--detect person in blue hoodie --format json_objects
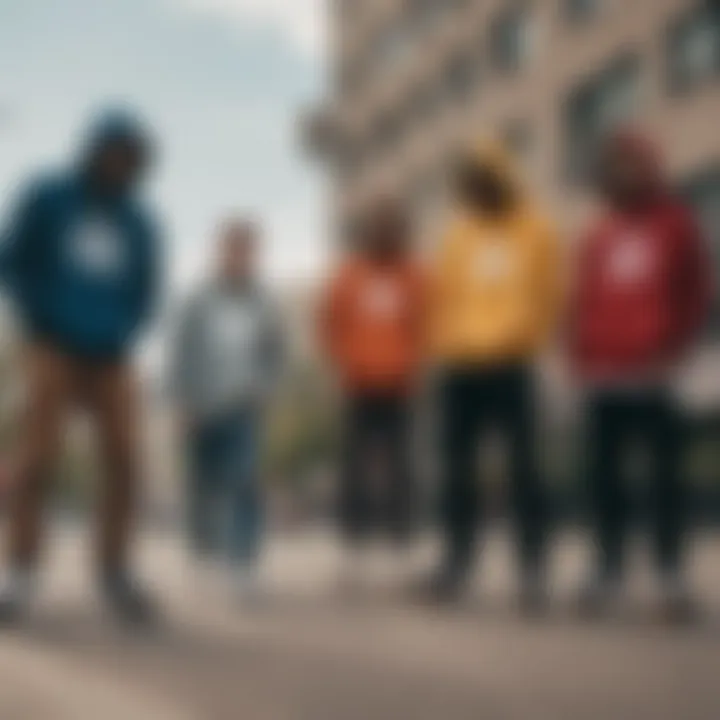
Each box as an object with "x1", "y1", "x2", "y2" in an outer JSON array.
[{"x1": 0, "y1": 109, "x2": 161, "y2": 625}]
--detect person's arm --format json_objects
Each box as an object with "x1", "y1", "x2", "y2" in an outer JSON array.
[
  {"x1": 318, "y1": 268, "x2": 347, "y2": 368},
  {"x1": 133, "y1": 212, "x2": 163, "y2": 334},
  {"x1": 0, "y1": 181, "x2": 45, "y2": 309},
  {"x1": 673, "y1": 209, "x2": 713, "y2": 353}
]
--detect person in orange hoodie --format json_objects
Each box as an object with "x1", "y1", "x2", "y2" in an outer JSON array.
[
  {"x1": 428, "y1": 140, "x2": 562, "y2": 607},
  {"x1": 320, "y1": 197, "x2": 425, "y2": 577}
]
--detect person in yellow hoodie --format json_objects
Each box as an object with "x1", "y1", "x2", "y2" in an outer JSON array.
[{"x1": 428, "y1": 140, "x2": 562, "y2": 607}]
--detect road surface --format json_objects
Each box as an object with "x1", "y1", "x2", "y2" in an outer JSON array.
[{"x1": 0, "y1": 527, "x2": 718, "y2": 719}]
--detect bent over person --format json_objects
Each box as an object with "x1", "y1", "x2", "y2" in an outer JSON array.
[{"x1": 0, "y1": 110, "x2": 161, "y2": 625}]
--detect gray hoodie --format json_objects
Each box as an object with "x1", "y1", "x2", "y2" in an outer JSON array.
[{"x1": 171, "y1": 281, "x2": 284, "y2": 419}]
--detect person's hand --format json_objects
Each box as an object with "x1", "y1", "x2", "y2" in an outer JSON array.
[{"x1": 0, "y1": 458, "x2": 14, "y2": 511}]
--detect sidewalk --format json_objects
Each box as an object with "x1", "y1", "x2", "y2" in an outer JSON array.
[{"x1": 0, "y1": 527, "x2": 718, "y2": 719}]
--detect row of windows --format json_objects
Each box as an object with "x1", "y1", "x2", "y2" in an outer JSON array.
[
  {"x1": 336, "y1": 3, "x2": 720, "y2": 183},
  {"x1": 339, "y1": 0, "x2": 611, "y2": 98},
  {"x1": 340, "y1": 1, "x2": 718, "y2": 100}
]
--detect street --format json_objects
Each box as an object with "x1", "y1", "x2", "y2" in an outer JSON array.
[{"x1": 0, "y1": 527, "x2": 719, "y2": 719}]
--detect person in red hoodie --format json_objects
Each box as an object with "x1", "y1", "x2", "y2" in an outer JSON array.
[
  {"x1": 571, "y1": 129, "x2": 712, "y2": 619},
  {"x1": 320, "y1": 197, "x2": 425, "y2": 584}
]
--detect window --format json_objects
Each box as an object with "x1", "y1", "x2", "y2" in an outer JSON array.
[
  {"x1": 337, "y1": 60, "x2": 364, "y2": 98},
  {"x1": 335, "y1": 140, "x2": 360, "y2": 181},
  {"x1": 372, "y1": 110, "x2": 403, "y2": 156},
  {"x1": 489, "y1": 3, "x2": 536, "y2": 74},
  {"x1": 444, "y1": 50, "x2": 480, "y2": 104},
  {"x1": 667, "y1": 3, "x2": 720, "y2": 93},
  {"x1": 340, "y1": 213, "x2": 363, "y2": 248},
  {"x1": 409, "y1": 81, "x2": 441, "y2": 123},
  {"x1": 565, "y1": 0, "x2": 603, "y2": 24},
  {"x1": 564, "y1": 54, "x2": 641, "y2": 181},
  {"x1": 373, "y1": 24, "x2": 411, "y2": 70},
  {"x1": 410, "y1": 0, "x2": 446, "y2": 32},
  {"x1": 503, "y1": 120, "x2": 533, "y2": 159}
]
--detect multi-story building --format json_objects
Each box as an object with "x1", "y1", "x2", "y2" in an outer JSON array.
[
  {"x1": 307, "y1": 0, "x2": 720, "y2": 412},
  {"x1": 309, "y1": 0, "x2": 720, "y2": 249}
]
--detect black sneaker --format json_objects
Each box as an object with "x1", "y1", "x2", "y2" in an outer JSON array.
[
  {"x1": 0, "y1": 571, "x2": 34, "y2": 627},
  {"x1": 102, "y1": 571, "x2": 159, "y2": 628},
  {"x1": 576, "y1": 574, "x2": 622, "y2": 619},
  {"x1": 659, "y1": 578, "x2": 700, "y2": 626},
  {"x1": 0, "y1": 591, "x2": 25, "y2": 626},
  {"x1": 519, "y1": 572, "x2": 549, "y2": 618},
  {"x1": 423, "y1": 562, "x2": 471, "y2": 605}
]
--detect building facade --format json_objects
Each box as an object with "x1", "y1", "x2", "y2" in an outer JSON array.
[
  {"x1": 306, "y1": 0, "x2": 720, "y2": 410},
  {"x1": 310, "y1": 0, "x2": 720, "y2": 250}
]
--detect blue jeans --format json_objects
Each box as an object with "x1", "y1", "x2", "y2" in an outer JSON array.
[{"x1": 187, "y1": 409, "x2": 263, "y2": 566}]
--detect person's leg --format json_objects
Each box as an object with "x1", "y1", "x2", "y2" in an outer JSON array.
[
  {"x1": 581, "y1": 394, "x2": 628, "y2": 610},
  {"x1": 336, "y1": 395, "x2": 378, "y2": 591},
  {"x1": 437, "y1": 370, "x2": 481, "y2": 595},
  {"x1": 339, "y1": 396, "x2": 373, "y2": 548},
  {"x1": 225, "y1": 411, "x2": 264, "y2": 574},
  {"x1": 86, "y1": 359, "x2": 156, "y2": 624},
  {"x1": 645, "y1": 395, "x2": 691, "y2": 616},
  {"x1": 0, "y1": 345, "x2": 72, "y2": 620},
  {"x1": 187, "y1": 419, "x2": 224, "y2": 561},
  {"x1": 384, "y1": 396, "x2": 415, "y2": 547},
  {"x1": 500, "y1": 367, "x2": 546, "y2": 606}
]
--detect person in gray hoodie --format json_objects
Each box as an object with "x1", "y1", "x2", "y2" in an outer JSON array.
[{"x1": 172, "y1": 218, "x2": 283, "y2": 597}]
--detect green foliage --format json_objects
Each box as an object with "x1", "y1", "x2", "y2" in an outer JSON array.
[{"x1": 263, "y1": 360, "x2": 339, "y2": 487}]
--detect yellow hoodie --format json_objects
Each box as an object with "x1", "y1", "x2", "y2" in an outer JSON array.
[{"x1": 430, "y1": 141, "x2": 562, "y2": 365}]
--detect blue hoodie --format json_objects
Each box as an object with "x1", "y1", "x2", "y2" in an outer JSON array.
[{"x1": 0, "y1": 110, "x2": 161, "y2": 358}]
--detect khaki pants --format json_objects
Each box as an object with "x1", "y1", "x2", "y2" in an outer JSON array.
[{"x1": 6, "y1": 343, "x2": 141, "y2": 573}]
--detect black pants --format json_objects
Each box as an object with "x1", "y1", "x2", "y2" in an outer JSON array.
[
  {"x1": 439, "y1": 364, "x2": 544, "y2": 575},
  {"x1": 584, "y1": 390, "x2": 685, "y2": 579},
  {"x1": 340, "y1": 392, "x2": 414, "y2": 545}
]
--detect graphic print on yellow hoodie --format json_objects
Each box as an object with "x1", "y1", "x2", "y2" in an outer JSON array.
[{"x1": 430, "y1": 141, "x2": 562, "y2": 365}]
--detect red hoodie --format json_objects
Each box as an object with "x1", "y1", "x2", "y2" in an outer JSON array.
[{"x1": 572, "y1": 136, "x2": 712, "y2": 381}]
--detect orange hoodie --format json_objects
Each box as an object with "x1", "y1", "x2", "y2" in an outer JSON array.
[{"x1": 320, "y1": 255, "x2": 425, "y2": 394}]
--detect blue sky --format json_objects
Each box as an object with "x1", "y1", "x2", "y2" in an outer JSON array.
[{"x1": 0, "y1": 0, "x2": 327, "y2": 293}]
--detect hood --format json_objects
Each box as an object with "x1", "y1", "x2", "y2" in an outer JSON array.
[
  {"x1": 466, "y1": 139, "x2": 522, "y2": 187},
  {"x1": 78, "y1": 108, "x2": 155, "y2": 187},
  {"x1": 600, "y1": 127, "x2": 666, "y2": 204},
  {"x1": 456, "y1": 137, "x2": 528, "y2": 214}
]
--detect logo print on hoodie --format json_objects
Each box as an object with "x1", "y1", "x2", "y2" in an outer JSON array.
[
  {"x1": 606, "y1": 232, "x2": 654, "y2": 285},
  {"x1": 475, "y1": 242, "x2": 514, "y2": 282},
  {"x1": 360, "y1": 280, "x2": 404, "y2": 318},
  {"x1": 211, "y1": 303, "x2": 256, "y2": 356},
  {"x1": 69, "y1": 216, "x2": 127, "y2": 277}
]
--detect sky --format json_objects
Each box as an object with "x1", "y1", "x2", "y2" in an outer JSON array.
[{"x1": 0, "y1": 0, "x2": 328, "y2": 298}]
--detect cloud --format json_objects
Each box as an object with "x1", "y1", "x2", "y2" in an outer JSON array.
[{"x1": 168, "y1": 0, "x2": 325, "y2": 59}]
